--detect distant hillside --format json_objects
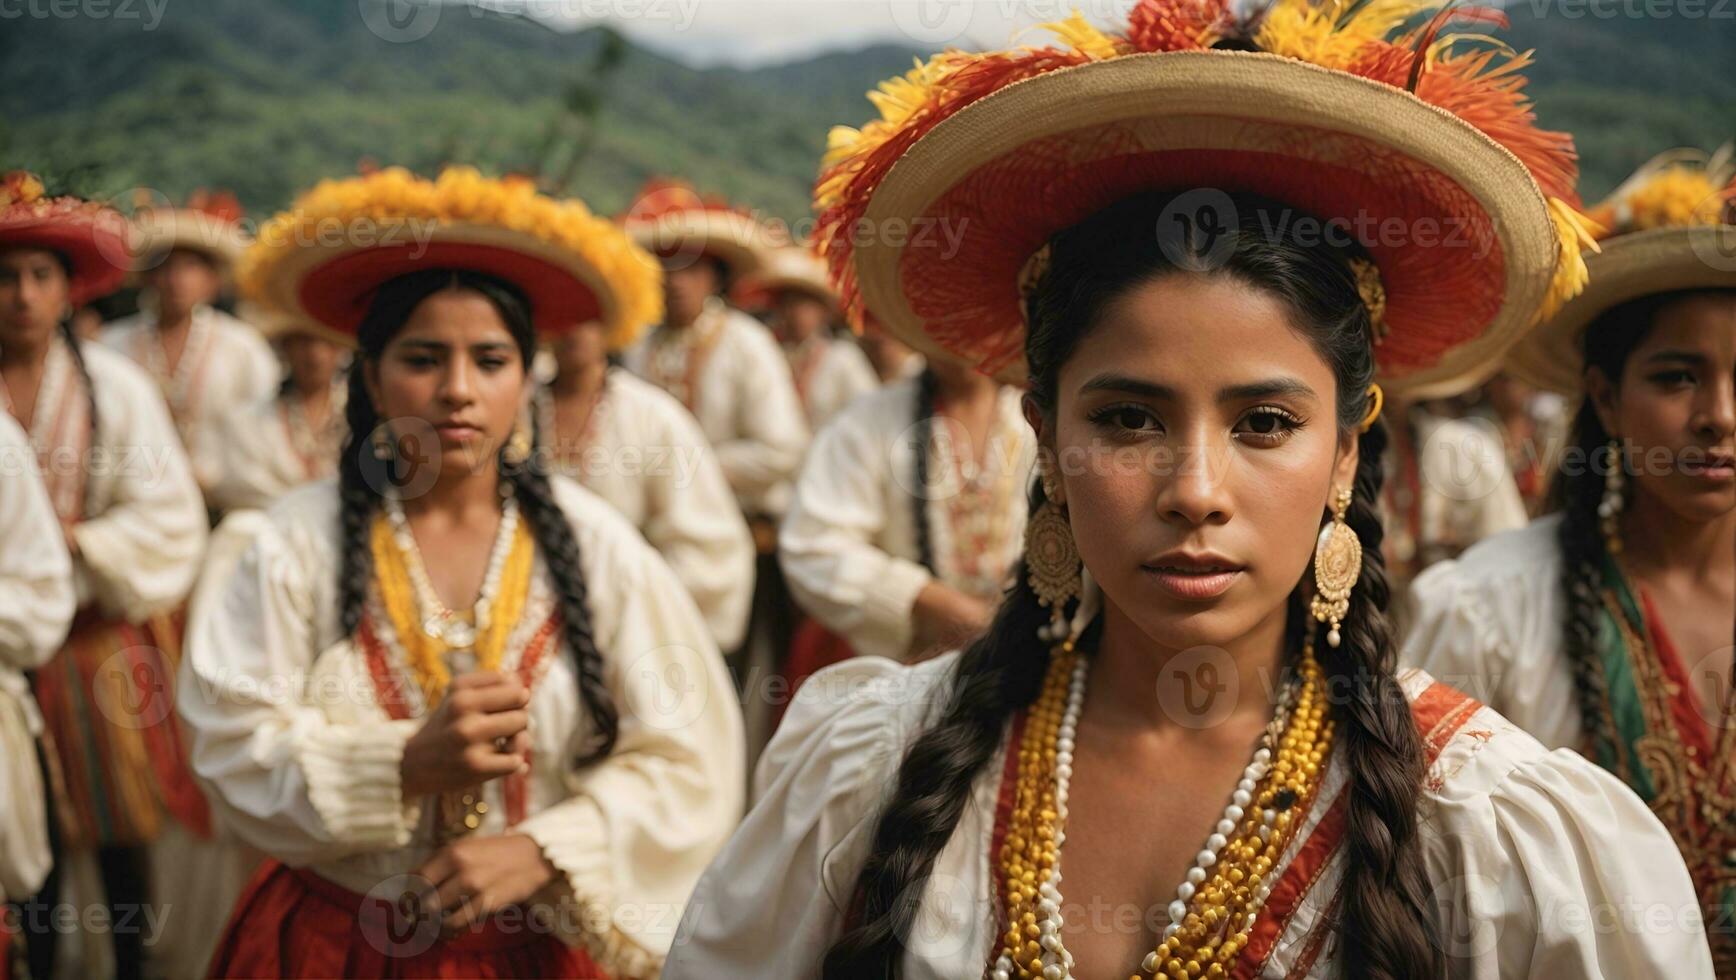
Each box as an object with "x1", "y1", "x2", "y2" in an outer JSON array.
[{"x1": 2, "y1": 0, "x2": 1731, "y2": 220}]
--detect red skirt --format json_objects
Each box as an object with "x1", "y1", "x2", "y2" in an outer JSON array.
[{"x1": 208, "y1": 860, "x2": 608, "y2": 979}]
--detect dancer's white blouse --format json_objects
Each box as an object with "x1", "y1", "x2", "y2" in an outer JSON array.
[
  {"x1": 0, "y1": 412, "x2": 75, "y2": 902},
  {"x1": 623, "y1": 308, "x2": 808, "y2": 516},
  {"x1": 206, "y1": 390, "x2": 345, "y2": 514},
  {"x1": 778, "y1": 379, "x2": 1034, "y2": 661},
  {"x1": 791, "y1": 337, "x2": 878, "y2": 431},
  {"x1": 179, "y1": 477, "x2": 746, "y2": 979},
  {"x1": 1400, "y1": 515, "x2": 1582, "y2": 749},
  {"x1": 665, "y1": 655, "x2": 1712, "y2": 979},
  {"x1": 540, "y1": 370, "x2": 755, "y2": 650},
  {"x1": 105, "y1": 305, "x2": 281, "y2": 493},
  {"x1": 4, "y1": 339, "x2": 208, "y2": 620}
]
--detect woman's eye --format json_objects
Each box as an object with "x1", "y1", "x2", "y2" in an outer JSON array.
[
  {"x1": 1650, "y1": 370, "x2": 1695, "y2": 389},
  {"x1": 1090, "y1": 404, "x2": 1161, "y2": 434},
  {"x1": 479, "y1": 358, "x2": 510, "y2": 371},
  {"x1": 1235, "y1": 408, "x2": 1302, "y2": 443}
]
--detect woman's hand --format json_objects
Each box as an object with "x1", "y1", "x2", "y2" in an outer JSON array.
[
  {"x1": 414, "y1": 832, "x2": 559, "y2": 932},
  {"x1": 399, "y1": 671, "x2": 530, "y2": 799},
  {"x1": 910, "y1": 582, "x2": 992, "y2": 660}
]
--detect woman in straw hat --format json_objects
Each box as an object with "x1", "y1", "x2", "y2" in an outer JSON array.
[
  {"x1": 1403, "y1": 145, "x2": 1736, "y2": 970},
  {"x1": 0, "y1": 172, "x2": 210, "y2": 980},
  {"x1": 619, "y1": 179, "x2": 809, "y2": 520},
  {"x1": 0, "y1": 410, "x2": 75, "y2": 980},
  {"x1": 742, "y1": 244, "x2": 879, "y2": 430},
  {"x1": 664, "y1": 3, "x2": 1711, "y2": 977},
  {"x1": 206, "y1": 310, "x2": 352, "y2": 513},
  {"x1": 533, "y1": 306, "x2": 755, "y2": 652},
  {"x1": 181, "y1": 166, "x2": 744, "y2": 978},
  {"x1": 104, "y1": 192, "x2": 281, "y2": 501}
]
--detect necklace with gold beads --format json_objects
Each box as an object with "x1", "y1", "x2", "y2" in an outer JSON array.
[{"x1": 991, "y1": 633, "x2": 1336, "y2": 980}]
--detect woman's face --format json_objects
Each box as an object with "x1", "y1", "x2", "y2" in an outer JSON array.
[
  {"x1": 1591, "y1": 292, "x2": 1736, "y2": 524},
  {"x1": 774, "y1": 291, "x2": 830, "y2": 344},
  {"x1": 1037, "y1": 273, "x2": 1357, "y2": 652},
  {"x1": 280, "y1": 333, "x2": 343, "y2": 392},
  {"x1": 550, "y1": 320, "x2": 609, "y2": 377},
  {"x1": 0, "y1": 247, "x2": 71, "y2": 350},
  {"x1": 364, "y1": 288, "x2": 528, "y2": 480}
]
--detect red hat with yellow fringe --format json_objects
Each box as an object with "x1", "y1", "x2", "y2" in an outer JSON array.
[
  {"x1": 813, "y1": 0, "x2": 1598, "y2": 398},
  {"x1": 1507, "y1": 144, "x2": 1736, "y2": 397},
  {"x1": 0, "y1": 172, "x2": 130, "y2": 306},
  {"x1": 240, "y1": 166, "x2": 663, "y2": 348}
]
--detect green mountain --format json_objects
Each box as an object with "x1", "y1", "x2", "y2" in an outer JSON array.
[{"x1": 2, "y1": 0, "x2": 1731, "y2": 221}]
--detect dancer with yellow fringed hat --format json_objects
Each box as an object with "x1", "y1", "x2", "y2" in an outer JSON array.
[
  {"x1": 0, "y1": 173, "x2": 210, "y2": 980},
  {"x1": 104, "y1": 191, "x2": 281, "y2": 502},
  {"x1": 1404, "y1": 144, "x2": 1736, "y2": 970},
  {"x1": 181, "y1": 166, "x2": 744, "y2": 978},
  {"x1": 532, "y1": 278, "x2": 755, "y2": 652},
  {"x1": 666, "y1": 2, "x2": 1712, "y2": 977}
]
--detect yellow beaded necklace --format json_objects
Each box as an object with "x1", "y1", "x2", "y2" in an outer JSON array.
[
  {"x1": 369, "y1": 510, "x2": 536, "y2": 707},
  {"x1": 994, "y1": 635, "x2": 1336, "y2": 980}
]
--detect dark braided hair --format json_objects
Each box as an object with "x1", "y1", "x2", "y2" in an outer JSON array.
[
  {"x1": 908, "y1": 366, "x2": 940, "y2": 574},
  {"x1": 335, "y1": 268, "x2": 618, "y2": 763},
  {"x1": 1544, "y1": 287, "x2": 1736, "y2": 765},
  {"x1": 821, "y1": 190, "x2": 1441, "y2": 979}
]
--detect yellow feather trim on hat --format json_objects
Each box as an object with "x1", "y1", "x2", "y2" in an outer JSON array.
[
  {"x1": 242, "y1": 166, "x2": 662, "y2": 349},
  {"x1": 1538, "y1": 196, "x2": 1603, "y2": 324},
  {"x1": 1256, "y1": 0, "x2": 1438, "y2": 70},
  {"x1": 1028, "y1": 11, "x2": 1126, "y2": 60}
]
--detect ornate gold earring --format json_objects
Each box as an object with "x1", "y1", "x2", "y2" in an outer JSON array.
[
  {"x1": 371, "y1": 425, "x2": 394, "y2": 460},
  {"x1": 1310, "y1": 485, "x2": 1362, "y2": 648},
  {"x1": 504, "y1": 411, "x2": 532, "y2": 466},
  {"x1": 1027, "y1": 460, "x2": 1081, "y2": 645}
]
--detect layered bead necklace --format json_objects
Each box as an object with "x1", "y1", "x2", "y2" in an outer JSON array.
[
  {"x1": 374, "y1": 490, "x2": 532, "y2": 687},
  {"x1": 993, "y1": 634, "x2": 1335, "y2": 980},
  {"x1": 372, "y1": 491, "x2": 536, "y2": 840},
  {"x1": 645, "y1": 296, "x2": 727, "y2": 411}
]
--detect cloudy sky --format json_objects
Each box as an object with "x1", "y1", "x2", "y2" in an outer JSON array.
[{"x1": 486, "y1": 0, "x2": 1141, "y2": 66}]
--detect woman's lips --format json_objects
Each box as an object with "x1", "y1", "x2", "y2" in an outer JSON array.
[
  {"x1": 1682, "y1": 452, "x2": 1736, "y2": 483},
  {"x1": 434, "y1": 423, "x2": 483, "y2": 444},
  {"x1": 1142, "y1": 564, "x2": 1244, "y2": 601}
]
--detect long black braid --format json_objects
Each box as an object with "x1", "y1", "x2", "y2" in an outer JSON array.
[
  {"x1": 57, "y1": 319, "x2": 102, "y2": 516},
  {"x1": 908, "y1": 366, "x2": 939, "y2": 574},
  {"x1": 334, "y1": 268, "x2": 618, "y2": 763},
  {"x1": 822, "y1": 191, "x2": 1442, "y2": 978}
]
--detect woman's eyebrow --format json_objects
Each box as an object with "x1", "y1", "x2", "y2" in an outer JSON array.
[{"x1": 1078, "y1": 373, "x2": 1316, "y2": 402}]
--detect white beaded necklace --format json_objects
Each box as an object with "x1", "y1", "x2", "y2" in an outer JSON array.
[
  {"x1": 992, "y1": 659, "x2": 1299, "y2": 980},
  {"x1": 382, "y1": 489, "x2": 520, "y2": 653}
]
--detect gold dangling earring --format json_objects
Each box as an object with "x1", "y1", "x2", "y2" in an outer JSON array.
[
  {"x1": 371, "y1": 425, "x2": 394, "y2": 461},
  {"x1": 1026, "y1": 462, "x2": 1081, "y2": 646},
  {"x1": 504, "y1": 410, "x2": 532, "y2": 466},
  {"x1": 1310, "y1": 485, "x2": 1363, "y2": 649},
  {"x1": 1599, "y1": 439, "x2": 1625, "y2": 555}
]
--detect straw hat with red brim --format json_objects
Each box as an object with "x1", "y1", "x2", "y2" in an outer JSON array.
[
  {"x1": 131, "y1": 207, "x2": 250, "y2": 275},
  {"x1": 737, "y1": 245, "x2": 837, "y2": 310},
  {"x1": 240, "y1": 167, "x2": 662, "y2": 349},
  {"x1": 620, "y1": 178, "x2": 782, "y2": 283},
  {"x1": 1506, "y1": 146, "x2": 1736, "y2": 397},
  {"x1": 0, "y1": 172, "x2": 130, "y2": 306},
  {"x1": 813, "y1": 0, "x2": 1600, "y2": 399}
]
